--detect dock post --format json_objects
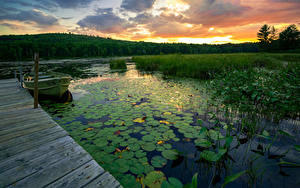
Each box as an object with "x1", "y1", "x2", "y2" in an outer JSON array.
[
  {"x1": 34, "y1": 53, "x2": 39, "y2": 109},
  {"x1": 19, "y1": 67, "x2": 23, "y2": 88}
]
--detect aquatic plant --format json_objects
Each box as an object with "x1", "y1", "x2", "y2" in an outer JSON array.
[
  {"x1": 110, "y1": 59, "x2": 127, "y2": 69},
  {"x1": 133, "y1": 53, "x2": 283, "y2": 79}
]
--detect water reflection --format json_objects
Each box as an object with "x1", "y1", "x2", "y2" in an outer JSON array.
[{"x1": 39, "y1": 63, "x2": 299, "y2": 188}]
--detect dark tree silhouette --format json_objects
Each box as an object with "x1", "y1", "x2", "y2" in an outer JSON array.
[
  {"x1": 279, "y1": 24, "x2": 300, "y2": 50},
  {"x1": 257, "y1": 24, "x2": 271, "y2": 43},
  {"x1": 0, "y1": 33, "x2": 259, "y2": 61},
  {"x1": 257, "y1": 24, "x2": 277, "y2": 50}
]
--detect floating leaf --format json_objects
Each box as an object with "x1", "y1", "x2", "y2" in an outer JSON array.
[
  {"x1": 162, "y1": 177, "x2": 183, "y2": 188},
  {"x1": 151, "y1": 156, "x2": 167, "y2": 168},
  {"x1": 85, "y1": 127, "x2": 94, "y2": 132},
  {"x1": 160, "y1": 120, "x2": 171, "y2": 125},
  {"x1": 142, "y1": 143, "x2": 156, "y2": 151},
  {"x1": 144, "y1": 171, "x2": 166, "y2": 188},
  {"x1": 222, "y1": 170, "x2": 246, "y2": 188},
  {"x1": 133, "y1": 118, "x2": 145, "y2": 123},
  {"x1": 129, "y1": 162, "x2": 145, "y2": 175},
  {"x1": 163, "y1": 112, "x2": 172, "y2": 116},
  {"x1": 194, "y1": 139, "x2": 212, "y2": 148},
  {"x1": 200, "y1": 149, "x2": 227, "y2": 162},
  {"x1": 162, "y1": 150, "x2": 178, "y2": 160}
]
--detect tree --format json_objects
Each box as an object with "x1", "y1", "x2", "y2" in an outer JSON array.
[
  {"x1": 279, "y1": 24, "x2": 300, "y2": 50},
  {"x1": 257, "y1": 24, "x2": 272, "y2": 44},
  {"x1": 257, "y1": 24, "x2": 277, "y2": 51}
]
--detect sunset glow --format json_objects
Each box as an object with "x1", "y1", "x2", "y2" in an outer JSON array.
[{"x1": 0, "y1": 0, "x2": 299, "y2": 44}]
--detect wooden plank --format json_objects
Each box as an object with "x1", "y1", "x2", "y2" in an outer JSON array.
[
  {"x1": 0, "y1": 115, "x2": 51, "y2": 132},
  {"x1": 0, "y1": 126, "x2": 68, "y2": 161},
  {"x1": 0, "y1": 101, "x2": 34, "y2": 112},
  {"x1": 0, "y1": 78, "x2": 17, "y2": 84},
  {"x1": 0, "y1": 125, "x2": 65, "y2": 151},
  {"x1": 0, "y1": 136, "x2": 74, "y2": 173},
  {"x1": 45, "y1": 160, "x2": 105, "y2": 188},
  {"x1": 0, "y1": 120, "x2": 55, "y2": 143},
  {"x1": 6, "y1": 146, "x2": 93, "y2": 188},
  {"x1": 0, "y1": 112, "x2": 50, "y2": 126},
  {"x1": 84, "y1": 172, "x2": 122, "y2": 188},
  {"x1": 2, "y1": 143, "x2": 91, "y2": 187},
  {"x1": 0, "y1": 78, "x2": 122, "y2": 187},
  {"x1": 0, "y1": 108, "x2": 44, "y2": 119}
]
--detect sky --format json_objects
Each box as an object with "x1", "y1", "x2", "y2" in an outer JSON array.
[{"x1": 0, "y1": 0, "x2": 299, "y2": 44}]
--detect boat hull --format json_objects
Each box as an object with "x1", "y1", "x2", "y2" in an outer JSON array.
[{"x1": 23, "y1": 77, "x2": 71, "y2": 98}]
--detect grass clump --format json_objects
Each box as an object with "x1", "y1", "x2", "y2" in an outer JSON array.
[
  {"x1": 133, "y1": 53, "x2": 282, "y2": 79},
  {"x1": 209, "y1": 62, "x2": 300, "y2": 121},
  {"x1": 110, "y1": 59, "x2": 127, "y2": 70}
]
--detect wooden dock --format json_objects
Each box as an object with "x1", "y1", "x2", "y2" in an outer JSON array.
[{"x1": 0, "y1": 79, "x2": 122, "y2": 188}]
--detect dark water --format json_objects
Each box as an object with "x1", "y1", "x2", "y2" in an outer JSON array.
[{"x1": 27, "y1": 62, "x2": 300, "y2": 188}]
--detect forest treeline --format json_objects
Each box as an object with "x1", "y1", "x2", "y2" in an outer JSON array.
[
  {"x1": 0, "y1": 33, "x2": 259, "y2": 61},
  {"x1": 1, "y1": 24, "x2": 299, "y2": 62}
]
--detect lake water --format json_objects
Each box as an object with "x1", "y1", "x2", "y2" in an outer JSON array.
[{"x1": 19, "y1": 62, "x2": 299, "y2": 188}]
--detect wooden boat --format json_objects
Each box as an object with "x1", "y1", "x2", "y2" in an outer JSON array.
[{"x1": 23, "y1": 72, "x2": 72, "y2": 98}]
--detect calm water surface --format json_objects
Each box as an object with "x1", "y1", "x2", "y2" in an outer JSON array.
[{"x1": 37, "y1": 63, "x2": 299, "y2": 188}]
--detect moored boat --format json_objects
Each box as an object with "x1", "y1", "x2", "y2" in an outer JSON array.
[{"x1": 23, "y1": 72, "x2": 72, "y2": 98}]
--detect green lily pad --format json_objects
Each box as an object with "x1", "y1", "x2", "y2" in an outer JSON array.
[
  {"x1": 162, "y1": 177, "x2": 183, "y2": 188},
  {"x1": 162, "y1": 150, "x2": 178, "y2": 160},
  {"x1": 200, "y1": 148, "x2": 227, "y2": 162},
  {"x1": 142, "y1": 135, "x2": 154, "y2": 142},
  {"x1": 120, "y1": 174, "x2": 140, "y2": 188},
  {"x1": 129, "y1": 162, "x2": 145, "y2": 175},
  {"x1": 144, "y1": 171, "x2": 166, "y2": 188},
  {"x1": 135, "y1": 150, "x2": 147, "y2": 158},
  {"x1": 194, "y1": 138, "x2": 212, "y2": 148},
  {"x1": 142, "y1": 143, "x2": 156, "y2": 151},
  {"x1": 151, "y1": 156, "x2": 167, "y2": 168}
]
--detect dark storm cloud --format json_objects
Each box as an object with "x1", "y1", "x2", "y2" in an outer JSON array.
[
  {"x1": 121, "y1": 0, "x2": 156, "y2": 12},
  {"x1": 77, "y1": 8, "x2": 131, "y2": 33},
  {"x1": 0, "y1": 9, "x2": 58, "y2": 26}
]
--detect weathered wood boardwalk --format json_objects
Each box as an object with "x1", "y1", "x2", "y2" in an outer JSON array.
[{"x1": 0, "y1": 79, "x2": 122, "y2": 188}]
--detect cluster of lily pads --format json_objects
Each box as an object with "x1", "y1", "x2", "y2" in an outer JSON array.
[
  {"x1": 42, "y1": 70, "x2": 211, "y2": 187},
  {"x1": 41, "y1": 66, "x2": 300, "y2": 188}
]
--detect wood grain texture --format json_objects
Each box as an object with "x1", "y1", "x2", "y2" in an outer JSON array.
[{"x1": 0, "y1": 79, "x2": 122, "y2": 188}]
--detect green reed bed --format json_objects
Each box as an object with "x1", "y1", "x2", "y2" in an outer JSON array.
[
  {"x1": 133, "y1": 53, "x2": 282, "y2": 79},
  {"x1": 110, "y1": 59, "x2": 127, "y2": 70},
  {"x1": 133, "y1": 53, "x2": 300, "y2": 121}
]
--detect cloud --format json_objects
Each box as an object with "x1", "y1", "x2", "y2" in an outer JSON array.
[
  {"x1": 121, "y1": 0, "x2": 156, "y2": 12},
  {"x1": 0, "y1": 9, "x2": 58, "y2": 26},
  {"x1": 77, "y1": 8, "x2": 131, "y2": 33},
  {"x1": 52, "y1": 0, "x2": 94, "y2": 8}
]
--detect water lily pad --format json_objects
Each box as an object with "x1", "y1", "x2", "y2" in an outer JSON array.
[
  {"x1": 129, "y1": 162, "x2": 145, "y2": 175},
  {"x1": 200, "y1": 148, "x2": 227, "y2": 162},
  {"x1": 135, "y1": 150, "x2": 146, "y2": 158},
  {"x1": 151, "y1": 156, "x2": 167, "y2": 168},
  {"x1": 133, "y1": 118, "x2": 145, "y2": 123},
  {"x1": 162, "y1": 150, "x2": 178, "y2": 160},
  {"x1": 142, "y1": 135, "x2": 154, "y2": 142},
  {"x1": 194, "y1": 138, "x2": 212, "y2": 148},
  {"x1": 144, "y1": 171, "x2": 166, "y2": 188},
  {"x1": 120, "y1": 174, "x2": 140, "y2": 188},
  {"x1": 142, "y1": 143, "x2": 156, "y2": 151},
  {"x1": 162, "y1": 177, "x2": 183, "y2": 188}
]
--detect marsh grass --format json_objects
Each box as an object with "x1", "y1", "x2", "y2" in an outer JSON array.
[
  {"x1": 110, "y1": 59, "x2": 127, "y2": 70},
  {"x1": 133, "y1": 53, "x2": 284, "y2": 79}
]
